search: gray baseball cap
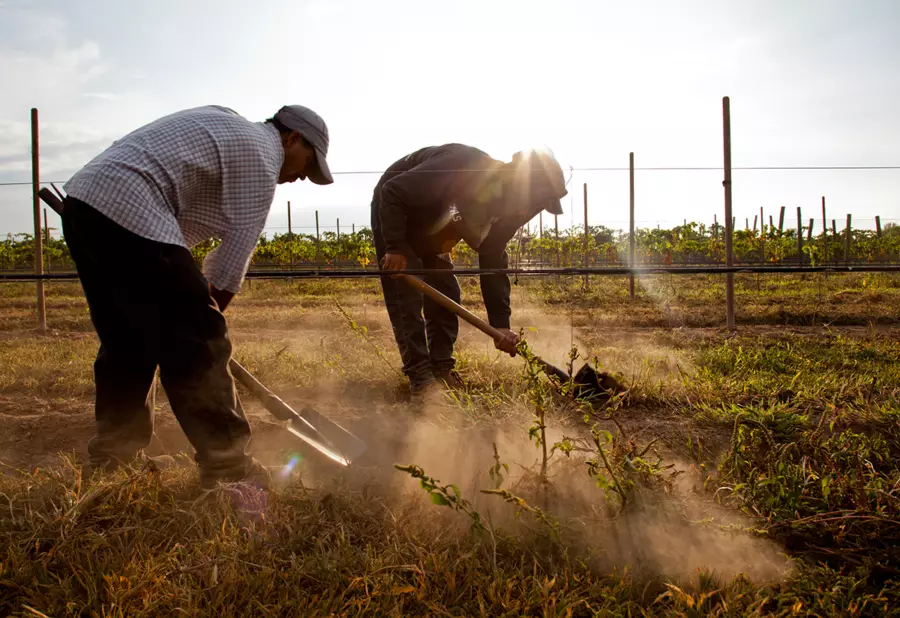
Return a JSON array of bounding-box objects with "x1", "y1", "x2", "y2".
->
[{"x1": 273, "y1": 105, "x2": 333, "y2": 185}]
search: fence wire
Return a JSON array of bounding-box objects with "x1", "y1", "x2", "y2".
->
[{"x1": 3, "y1": 264, "x2": 900, "y2": 283}]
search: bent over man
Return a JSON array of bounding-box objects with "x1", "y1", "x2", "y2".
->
[
  {"x1": 62, "y1": 104, "x2": 333, "y2": 488},
  {"x1": 370, "y1": 144, "x2": 568, "y2": 397}
]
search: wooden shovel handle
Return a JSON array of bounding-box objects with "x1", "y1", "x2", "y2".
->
[
  {"x1": 229, "y1": 359, "x2": 300, "y2": 424},
  {"x1": 397, "y1": 273, "x2": 506, "y2": 341}
]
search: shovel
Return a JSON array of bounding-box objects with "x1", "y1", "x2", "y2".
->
[
  {"x1": 228, "y1": 360, "x2": 366, "y2": 466},
  {"x1": 39, "y1": 187, "x2": 366, "y2": 466},
  {"x1": 398, "y1": 274, "x2": 623, "y2": 401}
]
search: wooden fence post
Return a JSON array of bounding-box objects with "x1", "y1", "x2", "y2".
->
[
  {"x1": 759, "y1": 206, "x2": 765, "y2": 262},
  {"x1": 875, "y1": 216, "x2": 882, "y2": 237},
  {"x1": 778, "y1": 206, "x2": 785, "y2": 233},
  {"x1": 807, "y1": 219, "x2": 814, "y2": 243},
  {"x1": 43, "y1": 208, "x2": 50, "y2": 274},
  {"x1": 315, "y1": 210, "x2": 320, "y2": 263},
  {"x1": 844, "y1": 214, "x2": 852, "y2": 263},
  {"x1": 31, "y1": 108, "x2": 46, "y2": 331},
  {"x1": 539, "y1": 211, "x2": 543, "y2": 266},
  {"x1": 821, "y1": 196, "x2": 827, "y2": 264},
  {"x1": 722, "y1": 96, "x2": 735, "y2": 331},
  {"x1": 629, "y1": 152, "x2": 635, "y2": 301},
  {"x1": 287, "y1": 201, "x2": 293, "y2": 268},
  {"x1": 796, "y1": 207, "x2": 803, "y2": 263},
  {"x1": 554, "y1": 214, "x2": 560, "y2": 268}
]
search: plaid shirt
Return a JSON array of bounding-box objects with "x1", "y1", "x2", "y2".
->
[{"x1": 64, "y1": 105, "x2": 283, "y2": 293}]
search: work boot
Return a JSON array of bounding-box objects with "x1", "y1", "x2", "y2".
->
[
  {"x1": 434, "y1": 369, "x2": 464, "y2": 390},
  {"x1": 139, "y1": 452, "x2": 178, "y2": 472},
  {"x1": 409, "y1": 376, "x2": 443, "y2": 407},
  {"x1": 200, "y1": 457, "x2": 271, "y2": 491},
  {"x1": 81, "y1": 451, "x2": 176, "y2": 482}
]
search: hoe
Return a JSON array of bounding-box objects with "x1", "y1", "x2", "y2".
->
[{"x1": 398, "y1": 274, "x2": 623, "y2": 401}]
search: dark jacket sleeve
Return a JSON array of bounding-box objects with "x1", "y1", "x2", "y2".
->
[
  {"x1": 476, "y1": 221, "x2": 519, "y2": 330},
  {"x1": 378, "y1": 149, "x2": 475, "y2": 256}
]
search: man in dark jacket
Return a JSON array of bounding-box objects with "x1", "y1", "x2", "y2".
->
[{"x1": 370, "y1": 144, "x2": 568, "y2": 396}]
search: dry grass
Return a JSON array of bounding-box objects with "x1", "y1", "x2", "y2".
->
[{"x1": 0, "y1": 274, "x2": 899, "y2": 616}]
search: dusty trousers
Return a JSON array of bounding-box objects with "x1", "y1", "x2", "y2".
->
[
  {"x1": 61, "y1": 196, "x2": 254, "y2": 484},
  {"x1": 371, "y1": 201, "x2": 462, "y2": 390}
]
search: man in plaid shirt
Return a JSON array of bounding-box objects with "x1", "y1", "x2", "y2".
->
[{"x1": 62, "y1": 104, "x2": 333, "y2": 489}]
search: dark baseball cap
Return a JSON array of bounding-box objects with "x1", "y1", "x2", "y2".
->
[
  {"x1": 273, "y1": 105, "x2": 333, "y2": 185},
  {"x1": 510, "y1": 148, "x2": 568, "y2": 216}
]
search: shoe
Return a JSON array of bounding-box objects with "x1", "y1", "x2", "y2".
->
[{"x1": 200, "y1": 457, "x2": 271, "y2": 491}]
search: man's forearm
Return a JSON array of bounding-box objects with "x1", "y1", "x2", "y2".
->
[
  {"x1": 210, "y1": 284, "x2": 235, "y2": 312},
  {"x1": 478, "y1": 250, "x2": 512, "y2": 328},
  {"x1": 481, "y1": 275, "x2": 511, "y2": 328}
]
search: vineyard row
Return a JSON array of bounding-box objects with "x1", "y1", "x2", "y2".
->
[{"x1": 3, "y1": 221, "x2": 899, "y2": 272}]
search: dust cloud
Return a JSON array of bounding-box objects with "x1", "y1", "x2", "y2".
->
[
  {"x1": 264, "y1": 395, "x2": 791, "y2": 588},
  {"x1": 245, "y1": 297, "x2": 786, "y2": 587}
]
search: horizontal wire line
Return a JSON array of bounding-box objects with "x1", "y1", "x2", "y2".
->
[
  {"x1": 3, "y1": 264, "x2": 900, "y2": 282},
  {"x1": 2, "y1": 165, "x2": 900, "y2": 187}
]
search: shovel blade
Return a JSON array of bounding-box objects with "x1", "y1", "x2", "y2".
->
[
  {"x1": 291, "y1": 407, "x2": 367, "y2": 465},
  {"x1": 572, "y1": 364, "x2": 625, "y2": 401},
  {"x1": 286, "y1": 422, "x2": 351, "y2": 467}
]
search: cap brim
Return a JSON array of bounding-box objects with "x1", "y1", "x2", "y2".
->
[
  {"x1": 308, "y1": 148, "x2": 334, "y2": 185},
  {"x1": 544, "y1": 199, "x2": 564, "y2": 216}
]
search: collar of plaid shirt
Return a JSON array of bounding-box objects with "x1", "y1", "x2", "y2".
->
[{"x1": 64, "y1": 105, "x2": 285, "y2": 293}]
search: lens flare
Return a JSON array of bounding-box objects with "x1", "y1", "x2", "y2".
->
[{"x1": 280, "y1": 455, "x2": 301, "y2": 478}]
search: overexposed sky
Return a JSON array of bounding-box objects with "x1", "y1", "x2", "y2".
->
[{"x1": 1, "y1": 0, "x2": 899, "y2": 238}]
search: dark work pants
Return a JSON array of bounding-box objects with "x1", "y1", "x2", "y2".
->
[
  {"x1": 61, "y1": 197, "x2": 253, "y2": 482},
  {"x1": 371, "y1": 201, "x2": 462, "y2": 388}
]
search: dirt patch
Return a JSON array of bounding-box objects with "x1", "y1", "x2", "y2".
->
[
  {"x1": 0, "y1": 393, "x2": 335, "y2": 477},
  {"x1": 0, "y1": 395, "x2": 93, "y2": 471}
]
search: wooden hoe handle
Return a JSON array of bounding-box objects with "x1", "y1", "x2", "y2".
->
[{"x1": 397, "y1": 273, "x2": 506, "y2": 341}]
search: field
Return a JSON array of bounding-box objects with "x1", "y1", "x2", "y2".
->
[{"x1": 1, "y1": 272, "x2": 899, "y2": 616}]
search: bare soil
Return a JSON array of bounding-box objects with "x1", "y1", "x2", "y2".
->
[{"x1": 0, "y1": 321, "x2": 851, "y2": 477}]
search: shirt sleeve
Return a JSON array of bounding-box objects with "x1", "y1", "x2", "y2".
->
[
  {"x1": 379, "y1": 148, "x2": 490, "y2": 255},
  {"x1": 202, "y1": 223, "x2": 265, "y2": 293},
  {"x1": 208, "y1": 145, "x2": 278, "y2": 293}
]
